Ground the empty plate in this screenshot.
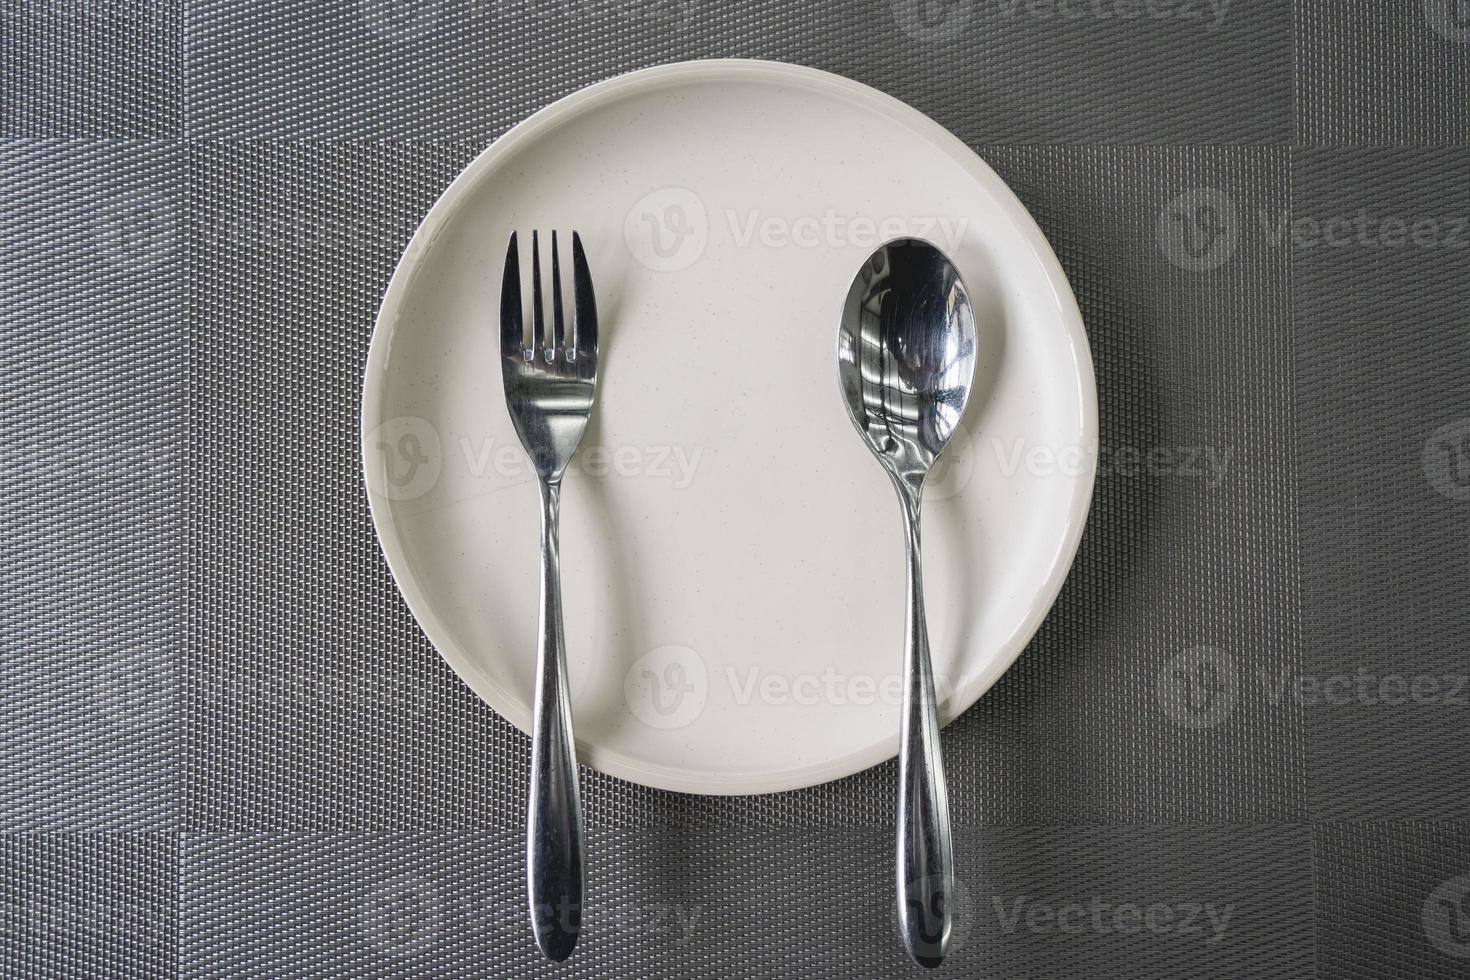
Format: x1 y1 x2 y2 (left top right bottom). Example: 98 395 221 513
361 59 1096 794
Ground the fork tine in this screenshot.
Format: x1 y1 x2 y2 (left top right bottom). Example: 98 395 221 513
550 231 566 354
571 231 597 360
531 230 546 358
501 231 522 358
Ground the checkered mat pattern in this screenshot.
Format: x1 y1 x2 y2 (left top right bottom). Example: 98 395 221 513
2 0 1468 976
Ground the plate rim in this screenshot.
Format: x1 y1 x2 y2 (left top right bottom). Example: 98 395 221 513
361 58 1098 796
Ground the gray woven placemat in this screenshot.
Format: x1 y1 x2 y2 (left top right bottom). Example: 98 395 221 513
2 0 1469 976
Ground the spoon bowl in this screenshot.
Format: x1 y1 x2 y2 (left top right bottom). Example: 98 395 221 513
837 238 977 489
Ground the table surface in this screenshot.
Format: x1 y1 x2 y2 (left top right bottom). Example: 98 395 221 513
1 1 1468 977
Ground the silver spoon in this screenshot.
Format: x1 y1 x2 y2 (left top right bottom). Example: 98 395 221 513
837 238 977 969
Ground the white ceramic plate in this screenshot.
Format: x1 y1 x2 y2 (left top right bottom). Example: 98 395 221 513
362 60 1096 795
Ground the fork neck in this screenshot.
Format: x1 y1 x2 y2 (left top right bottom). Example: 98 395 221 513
537 478 563 531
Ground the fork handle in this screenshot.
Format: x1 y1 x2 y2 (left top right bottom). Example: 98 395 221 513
527 478 585 961
895 482 954 969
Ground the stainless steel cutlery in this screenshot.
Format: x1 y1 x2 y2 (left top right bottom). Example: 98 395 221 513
500 232 975 966
500 229 598 962
837 238 978 968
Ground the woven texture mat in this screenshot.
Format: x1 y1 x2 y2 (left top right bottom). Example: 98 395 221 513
2 1 1469 977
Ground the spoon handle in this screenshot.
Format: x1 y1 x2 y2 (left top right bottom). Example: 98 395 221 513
895 486 954 968
527 478 585 961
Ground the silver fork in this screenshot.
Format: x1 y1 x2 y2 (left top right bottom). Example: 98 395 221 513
500 230 598 961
